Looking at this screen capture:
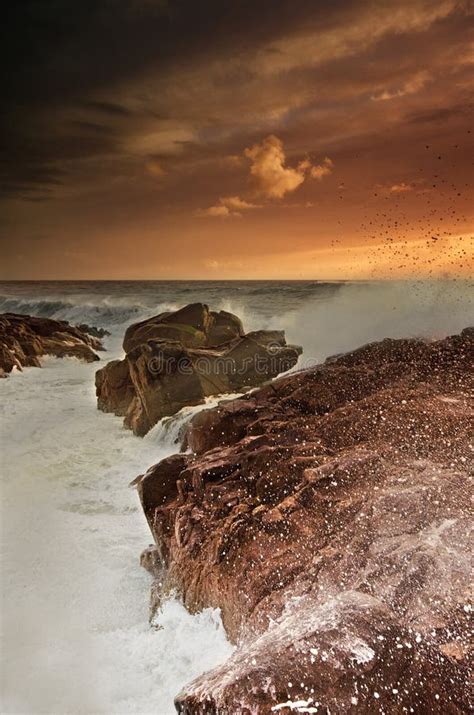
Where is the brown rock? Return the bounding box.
[123,303,210,353]
[95,358,135,416]
[176,593,467,714]
[97,303,302,436]
[137,454,190,526]
[0,313,103,373]
[75,323,110,340]
[139,544,162,577]
[133,328,473,713]
[207,310,244,346]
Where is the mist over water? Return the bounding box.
[280,280,473,367]
[1,280,472,713]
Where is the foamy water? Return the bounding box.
[1,280,472,713]
[0,350,233,714]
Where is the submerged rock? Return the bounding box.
[133,328,473,713]
[75,323,111,339]
[0,313,103,373]
[96,303,301,436]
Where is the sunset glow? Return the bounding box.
[1,0,473,279]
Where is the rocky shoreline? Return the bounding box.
[134,327,473,713]
[0,313,103,375]
[2,308,471,712]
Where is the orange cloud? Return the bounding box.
[374,180,428,196]
[244,135,333,198]
[195,195,261,218]
[372,70,431,101]
[389,182,413,193]
[245,135,305,198]
[195,205,236,218]
[220,196,262,210]
[310,157,334,180]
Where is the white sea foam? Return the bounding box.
[0,349,233,714]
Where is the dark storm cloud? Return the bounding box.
[0,111,120,199]
[71,121,113,134]
[80,101,134,117]
[1,0,350,105]
[0,0,473,209]
[0,0,355,199]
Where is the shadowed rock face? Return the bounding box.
[0,313,103,374]
[75,323,111,339]
[96,303,302,436]
[134,328,473,714]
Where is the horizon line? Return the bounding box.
[0,277,470,283]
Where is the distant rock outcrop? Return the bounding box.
[0,313,103,373]
[96,303,302,436]
[76,323,111,339]
[134,328,473,713]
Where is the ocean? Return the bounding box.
[1,279,472,713]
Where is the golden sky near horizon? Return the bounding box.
[0,0,473,279]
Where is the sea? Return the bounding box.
[1,279,472,714]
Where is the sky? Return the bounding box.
[0,0,473,280]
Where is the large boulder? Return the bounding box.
[0,313,103,373]
[96,303,301,436]
[122,303,244,353]
[133,328,473,713]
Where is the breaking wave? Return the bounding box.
[0,279,345,330]
[0,295,180,327]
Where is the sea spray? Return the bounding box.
[1,354,233,714]
[278,279,474,368]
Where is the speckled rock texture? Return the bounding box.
[136,328,473,714]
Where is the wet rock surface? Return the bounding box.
[135,328,473,713]
[0,313,103,373]
[75,323,111,339]
[96,303,301,436]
